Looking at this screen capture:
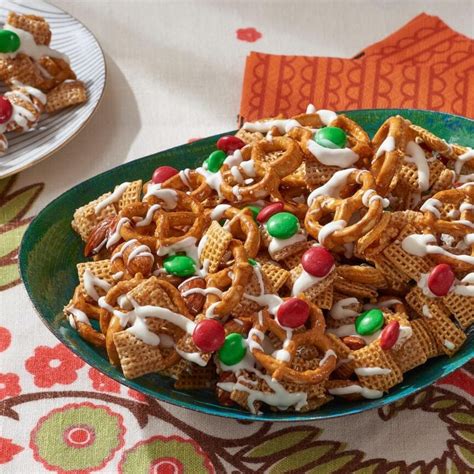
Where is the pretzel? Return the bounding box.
[160,169,213,202]
[304,170,384,248]
[221,207,261,258]
[371,116,409,195]
[249,304,337,384]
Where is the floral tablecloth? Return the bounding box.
[0,1,473,472]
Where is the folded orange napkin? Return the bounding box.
[239,14,474,123]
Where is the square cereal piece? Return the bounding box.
[175,330,212,367]
[200,221,232,273]
[77,260,113,301]
[369,254,410,293]
[313,284,333,310]
[305,157,339,188]
[351,342,403,391]
[113,329,166,379]
[261,226,308,261]
[333,275,378,301]
[7,12,51,45]
[174,362,216,389]
[326,334,354,379]
[442,292,474,330]
[411,319,442,359]
[288,264,335,303]
[383,223,435,281]
[256,255,289,292]
[46,80,87,113]
[119,180,143,209]
[280,241,313,269]
[72,193,117,241]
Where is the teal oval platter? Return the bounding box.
[19,109,474,421]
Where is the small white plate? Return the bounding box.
[0,0,106,178]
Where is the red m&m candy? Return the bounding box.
[256,202,284,224]
[216,135,246,154]
[380,321,400,351]
[301,246,334,277]
[0,96,12,124]
[276,298,310,328]
[152,166,178,184]
[427,264,455,296]
[192,319,225,352]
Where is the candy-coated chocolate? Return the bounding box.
[301,246,334,277]
[266,212,299,239]
[205,150,227,172]
[0,96,12,124]
[0,30,20,53]
[218,333,247,365]
[380,321,400,351]
[152,166,178,184]
[192,319,225,352]
[245,205,261,221]
[427,263,455,297]
[256,202,284,224]
[315,126,347,149]
[355,309,384,336]
[277,298,310,328]
[216,135,246,154]
[163,255,196,277]
[248,258,257,266]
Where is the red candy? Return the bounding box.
[380,321,400,351]
[256,202,284,224]
[216,135,246,154]
[277,298,310,328]
[427,263,455,296]
[0,96,12,124]
[152,166,178,184]
[192,319,225,352]
[301,246,334,277]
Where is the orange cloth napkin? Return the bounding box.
[239,14,474,123]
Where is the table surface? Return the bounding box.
[0,1,473,473]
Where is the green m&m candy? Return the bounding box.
[245,205,261,221]
[355,309,384,336]
[204,150,226,173]
[266,212,299,239]
[248,258,257,266]
[218,333,247,366]
[315,126,347,149]
[0,30,20,54]
[163,255,196,277]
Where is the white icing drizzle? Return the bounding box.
[453,273,474,296]
[444,340,455,350]
[291,266,332,296]
[95,182,130,214]
[327,324,381,345]
[392,325,413,350]
[230,166,245,184]
[402,233,474,265]
[178,169,192,189]
[455,148,474,176]
[307,140,359,168]
[128,244,154,264]
[2,25,70,63]
[83,270,112,301]
[143,187,178,209]
[422,304,432,318]
[136,204,161,227]
[328,385,383,399]
[420,198,442,218]
[375,135,396,159]
[112,271,124,281]
[181,287,223,298]
[404,141,430,191]
[243,119,300,134]
[210,204,231,220]
[240,160,256,177]
[318,220,346,246]
[232,184,243,201]
[175,348,208,366]
[330,297,359,320]
[268,230,306,258]
[355,367,392,376]
[157,236,198,262]
[418,273,436,298]
[361,189,390,208]
[307,168,356,205]
[363,299,402,311]
[305,104,337,125]
[319,349,337,366]
[106,217,130,249]
[66,307,91,327]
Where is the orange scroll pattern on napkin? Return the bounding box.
[239,14,474,123]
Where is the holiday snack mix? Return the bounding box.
[65,105,473,413]
[0,12,87,153]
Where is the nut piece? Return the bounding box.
[342,335,366,351]
[178,277,206,316]
[111,240,154,278]
[84,217,116,257]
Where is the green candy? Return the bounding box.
[248,258,257,266]
[204,150,226,173]
[245,205,261,221]
[0,30,20,53]
[266,212,299,239]
[163,255,196,277]
[355,309,384,336]
[315,126,347,149]
[218,333,247,366]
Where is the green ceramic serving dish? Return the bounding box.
[20,109,474,421]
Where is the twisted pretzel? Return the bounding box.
[305,170,384,248]
[249,304,337,384]
[221,207,261,258]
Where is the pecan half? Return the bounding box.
[84,217,116,257]
[342,335,366,351]
[178,277,206,316]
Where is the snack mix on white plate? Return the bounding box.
[0,12,87,153]
[65,104,473,413]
